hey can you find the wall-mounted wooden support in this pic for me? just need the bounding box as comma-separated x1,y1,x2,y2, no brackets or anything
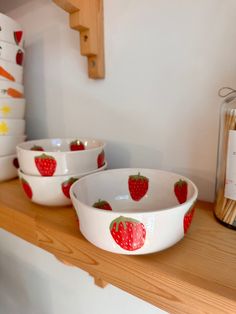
53,0,105,79
89,274,108,288
55,256,108,288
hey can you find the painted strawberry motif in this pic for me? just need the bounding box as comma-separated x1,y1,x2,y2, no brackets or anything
16,49,24,65
128,172,149,201
34,153,57,176
61,177,78,199
110,216,146,251
174,179,188,204
14,31,23,45
97,150,105,168
93,199,112,211
184,206,195,234
13,157,19,169
30,145,44,151
70,140,85,151
21,178,33,199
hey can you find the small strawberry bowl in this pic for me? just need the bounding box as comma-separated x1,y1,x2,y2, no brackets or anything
0,154,18,182
70,168,198,255
18,162,107,207
17,138,106,176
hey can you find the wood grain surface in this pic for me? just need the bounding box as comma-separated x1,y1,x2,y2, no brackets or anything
0,179,235,314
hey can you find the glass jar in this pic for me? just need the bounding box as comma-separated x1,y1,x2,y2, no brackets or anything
215,87,236,229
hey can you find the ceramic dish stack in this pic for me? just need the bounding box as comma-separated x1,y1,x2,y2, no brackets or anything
0,13,26,182
16,138,107,207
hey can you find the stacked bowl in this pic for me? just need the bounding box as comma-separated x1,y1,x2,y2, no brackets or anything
17,138,107,206
0,13,26,182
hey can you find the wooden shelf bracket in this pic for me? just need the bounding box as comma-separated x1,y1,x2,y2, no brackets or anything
55,255,108,288
53,0,105,79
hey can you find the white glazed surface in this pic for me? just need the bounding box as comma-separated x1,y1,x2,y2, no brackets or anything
0,80,24,98
70,168,198,255
0,134,26,156
0,154,18,182
0,118,25,135
0,98,25,119
0,13,24,47
17,138,106,176
0,40,24,65
18,162,107,207
0,59,23,83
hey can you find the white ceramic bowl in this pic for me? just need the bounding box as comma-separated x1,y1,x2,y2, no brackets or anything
0,80,24,98
18,162,107,207
0,59,23,83
0,154,18,182
0,98,25,119
0,134,26,156
0,40,24,65
70,168,198,255
0,118,25,135
17,138,106,176
0,13,24,47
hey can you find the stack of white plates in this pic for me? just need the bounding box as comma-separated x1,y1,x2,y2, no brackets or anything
0,13,26,182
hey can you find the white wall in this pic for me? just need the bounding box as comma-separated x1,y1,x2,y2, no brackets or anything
1,0,236,313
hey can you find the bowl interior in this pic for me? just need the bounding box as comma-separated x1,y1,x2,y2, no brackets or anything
72,169,197,213
17,138,105,152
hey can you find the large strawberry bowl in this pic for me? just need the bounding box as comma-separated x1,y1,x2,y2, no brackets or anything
18,162,107,206
70,168,198,255
17,138,106,176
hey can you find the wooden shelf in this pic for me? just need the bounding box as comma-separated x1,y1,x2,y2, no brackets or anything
0,180,235,314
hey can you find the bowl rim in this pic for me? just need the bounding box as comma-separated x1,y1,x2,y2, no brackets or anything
0,57,24,69
0,39,25,52
0,79,24,87
18,161,108,179
0,12,23,29
16,137,106,154
70,168,198,214
0,118,25,122
0,134,26,140
0,98,26,103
